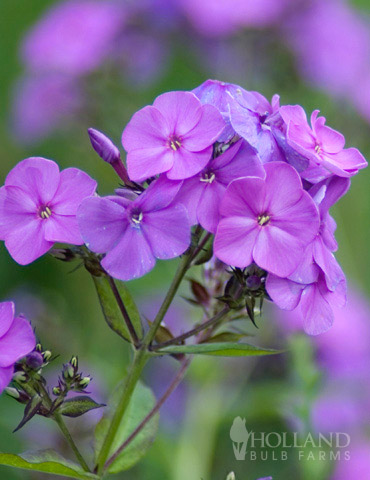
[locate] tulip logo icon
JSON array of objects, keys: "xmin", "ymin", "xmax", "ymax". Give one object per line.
[{"xmin": 230, "ymin": 417, "xmax": 252, "ymax": 460}]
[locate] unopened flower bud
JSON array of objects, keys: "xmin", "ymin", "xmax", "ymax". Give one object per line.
[
  {"xmin": 246, "ymin": 275, "xmax": 262, "ymax": 291},
  {"xmin": 79, "ymin": 376, "xmax": 91, "ymax": 389},
  {"xmin": 52, "ymin": 387, "xmax": 61, "ymax": 396},
  {"xmin": 26, "ymin": 351, "xmax": 44, "ymax": 369},
  {"xmin": 36, "ymin": 343, "xmax": 43, "ymax": 352},
  {"xmin": 70, "ymin": 356, "xmax": 78, "ymax": 369},
  {"xmin": 88, "ymin": 128, "xmax": 132, "ymax": 185},
  {"xmin": 88, "ymin": 128, "xmax": 121, "ymax": 165},
  {"xmin": 42, "ymin": 350, "xmax": 52, "ymax": 362},
  {"xmin": 226, "ymin": 473, "xmax": 236, "ymax": 480},
  {"xmin": 63, "ymin": 364, "xmax": 75, "ymax": 380},
  {"xmin": 13, "ymin": 371, "xmax": 27, "ymax": 383},
  {"xmin": 5, "ymin": 387, "xmax": 20, "ymax": 399}
]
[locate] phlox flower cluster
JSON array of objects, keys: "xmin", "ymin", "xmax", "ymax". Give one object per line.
[{"xmin": 0, "ymin": 80, "xmax": 367, "ymax": 337}]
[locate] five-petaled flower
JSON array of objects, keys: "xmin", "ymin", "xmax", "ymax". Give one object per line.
[
  {"xmin": 121, "ymin": 91, "xmax": 225, "ymax": 181},
  {"xmin": 214, "ymin": 162, "xmax": 320, "ymax": 277},
  {"xmin": 280, "ymin": 105, "xmax": 367, "ymax": 180},
  {"xmin": 0, "ymin": 301, "xmax": 35, "ymax": 393},
  {"xmin": 0, "ymin": 157, "xmax": 97, "ymax": 265},
  {"xmin": 77, "ymin": 176, "xmax": 191, "ymax": 281}
]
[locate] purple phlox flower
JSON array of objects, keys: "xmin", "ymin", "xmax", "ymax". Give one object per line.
[
  {"xmin": 22, "ymin": 0, "xmax": 126, "ymax": 76},
  {"xmin": 0, "ymin": 301, "xmax": 36, "ymax": 393},
  {"xmin": 77, "ymin": 175, "xmax": 191, "ymax": 281},
  {"xmin": 227, "ymin": 86, "xmax": 289, "ymax": 164},
  {"xmin": 174, "ymin": 139, "xmax": 264, "ymax": 233},
  {"xmin": 88, "ymin": 128, "xmax": 131, "ymax": 185},
  {"xmin": 280, "ymin": 105, "xmax": 367, "ymax": 180},
  {"xmin": 121, "ymin": 90, "xmax": 225, "ymax": 182},
  {"xmin": 12, "ymin": 74, "xmax": 81, "ymax": 144},
  {"xmin": 214, "ymin": 162, "xmax": 320, "ymax": 277},
  {"xmin": 0, "ymin": 157, "xmax": 97, "ymax": 265}
]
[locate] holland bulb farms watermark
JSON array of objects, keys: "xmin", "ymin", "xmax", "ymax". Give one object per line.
[{"xmin": 230, "ymin": 417, "xmax": 351, "ymax": 462}]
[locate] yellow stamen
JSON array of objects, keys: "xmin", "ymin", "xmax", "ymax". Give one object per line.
[
  {"xmin": 132, "ymin": 212, "xmax": 143, "ymax": 224},
  {"xmin": 315, "ymin": 144, "xmax": 321, "ymax": 154},
  {"xmin": 200, "ymin": 173, "xmax": 216, "ymax": 184},
  {"xmin": 258, "ymin": 214, "xmax": 270, "ymax": 226},
  {"xmin": 40, "ymin": 206, "xmax": 52, "ymax": 219}
]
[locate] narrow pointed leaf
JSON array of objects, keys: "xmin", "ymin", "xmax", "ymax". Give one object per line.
[
  {"xmin": 92, "ymin": 274, "xmax": 142, "ymax": 341},
  {"xmin": 156, "ymin": 342, "xmax": 283, "ymax": 357},
  {"xmin": 59, "ymin": 396, "xmax": 105, "ymax": 418},
  {"xmin": 13, "ymin": 395, "xmax": 43, "ymax": 432}
]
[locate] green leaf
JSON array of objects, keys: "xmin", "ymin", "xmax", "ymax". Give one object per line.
[
  {"xmin": 95, "ymin": 381, "xmax": 158, "ymax": 473},
  {"xmin": 0, "ymin": 450, "xmax": 97, "ymax": 479},
  {"xmin": 13, "ymin": 394, "xmax": 43, "ymax": 432},
  {"xmin": 59, "ymin": 396, "xmax": 105, "ymax": 418},
  {"xmin": 157, "ymin": 342, "xmax": 283, "ymax": 357},
  {"xmin": 92, "ymin": 275, "xmax": 142, "ymax": 342},
  {"xmin": 200, "ymin": 332, "xmax": 252, "ymax": 344}
]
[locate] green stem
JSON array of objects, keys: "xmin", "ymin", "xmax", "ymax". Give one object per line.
[
  {"xmin": 54, "ymin": 413, "xmax": 91, "ymax": 472},
  {"xmin": 95, "ymin": 347, "xmax": 149, "ymax": 475},
  {"xmin": 95, "ymin": 230, "xmax": 204, "ymax": 474},
  {"xmin": 37, "ymin": 382, "xmax": 90, "ymax": 472},
  {"xmin": 107, "ymin": 275, "xmax": 140, "ymax": 346},
  {"xmin": 143, "ymin": 252, "xmax": 193, "ymax": 347}
]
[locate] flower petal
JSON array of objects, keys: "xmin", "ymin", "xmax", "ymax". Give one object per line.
[
  {"xmin": 142, "ymin": 204, "xmax": 190, "ymax": 259},
  {"xmin": 197, "ymin": 181, "xmax": 225, "ymax": 233},
  {"xmin": 127, "ymin": 147, "xmax": 174, "ymax": 182},
  {"xmin": 5, "ymin": 157, "xmax": 60, "ymax": 205},
  {"xmin": 0, "ymin": 366, "xmax": 14, "ymax": 393},
  {"xmin": 0, "ymin": 316, "xmax": 35, "ymax": 367},
  {"xmin": 214, "ymin": 217, "xmax": 258, "ymax": 267},
  {"xmin": 182, "ymin": 103, "xmax": 225, "ymax": 151},
  {"xmin": 220, "ymin": 176, "xmax": 266, "ymax": 218},
  {"xmin": 122, "ymin": 105, "xmax": 169, "ymax": 151},
  {"xmin": 253, "ymin": 225, "xmax": 305, "ymax": 277},
  {"xmin": 300, "ymin": 282, "xmax": 334, "ymax": 335},
  {"xmin": 174, "ymin": 176, "xmax": 204, "ymax": 225},
  {"xmin": 5, "ymin": 219, "xmax": 53, "ymax": 265},
  {"xmin": 51, "ymin": 168, "xmax": 97, "ymax": 215},
  {"xmin": 44, "ymin": 215, "xmax": 83, "ymax": 245},
  {"xmin": 0, "ymin": 186, "xmax": 37, "ymax": 240},
  {"xmin": 137, "ymin": 175, "xmax": 183, "ymax": 212},
  {"xmin": 0, "ymin": 301, "xmax": 15, "ymax": 338},
  {"xmin": 266, "ymin": 275, "xmax": 304, "ymax": 310},
  {"xmin": 102, "ymin": 226, "xmax": 156, "ymax": 281},
  {"xmin": 153, "ymin": 91, "xmax": 202, "ymax": 135},
  {"xmin": 166, "ymin": 146, "xmax": 212, "ymax": 180},
  {"xmin": 77, "ymin": 197, "xmax": 127, "ymax": 253}
]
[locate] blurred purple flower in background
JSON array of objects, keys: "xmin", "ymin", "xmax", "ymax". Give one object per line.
[
  {"xmin": 0, "ymin": 301, "xmax": 35, "ymax": 393},
  {"xmin": 332, "ymin": 441, "xmax": 370, "ymax": 480},
  {"xmin": 12, "ymin": 74, "xmax": 81, "ymax": 143},
  {"xmin": 0, "ymin": 157, "xmax": 97, "ymax": 265},
  {"xmin": 22, "ymin": 0, "xmax": 125, "ymax": 76}
]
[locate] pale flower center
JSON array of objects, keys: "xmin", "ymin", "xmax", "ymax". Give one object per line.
[
  {"xmin": 314, "ymin": 144, "xmax": 322, "ymax": 154},
  {"xmin": 131, "ymin": 211, "xmax": 143, "ymax": 225},
  {"xmin": 39, "ymin": 206, "xmax": 52, "ymax": 220},
  {"xmin": 257, "ymin": 214, "xmax": 270, "ymax": 226},
  {"xmin": 168, "ymin": 135, "xmax": 182, "ymax": 151},
  {"xmin": 200, "ymin": 172, "xmax": 216, "ymax": 184}
]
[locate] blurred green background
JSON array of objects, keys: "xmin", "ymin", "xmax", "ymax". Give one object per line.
[{"xmin": 0, "ymin": 1, "xmax": 369, "ymax": 479}]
